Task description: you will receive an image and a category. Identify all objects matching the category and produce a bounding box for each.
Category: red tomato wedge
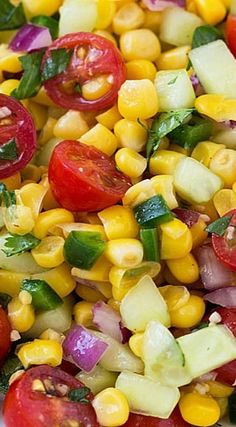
[0,94,36,178]
[43,32,126,111]
[0,307,11,365]
[212,209,236,271]
[49,140,131,212]
[124,408,190,427]
[216,359,236,386]
[3,365,99,427]
[226,15,236,57]
[214,307,236,337]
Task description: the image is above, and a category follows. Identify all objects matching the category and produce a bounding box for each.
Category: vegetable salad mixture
[1,0,236,426]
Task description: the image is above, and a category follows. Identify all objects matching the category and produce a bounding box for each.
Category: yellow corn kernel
[126,59,157,81]
[214,189,236,217]
[50,222,107,240]
[194,0,226,25]
[8,297,35,332]
[96,0,116,30]
[120,29,161,62]
[76,283,107,303]
[0,270,27,297]
[39,328,62,342]
[1,172,21,190]
[32,86,56,107]
[19,290,32,305]
[31,236,65,268]
[123,179,155,207]
[114,118,148,152]
[92,388,129,427]
[21,165,42,183]
[96,105,122,130]
[38,117,57,146]
[72,255,112,282]
[73,301,94,327]
[18,339,62,368]
[27,101,47,131]
[53,110,89,140]
[118,79,159,121]
[82,75,112,101]
[22,0,62,17]
[191,141,226,167]
[129,333,144,359]
[105,239,143,268]
[157,46,191,70]
[98,206,139,240]
[107,298,121,311]
[143,10,162,33]
[160,218,193,260]
[115,148,147,179]
[0,45,22,73]
[179,392,221,427]
[186,0,198,12]
[195,94,236,122]
[192,199,219,222]
[210,148,236,188]
[80,123,118,156]
[3,204,35,235]
[113,2,145,35]
[159,285,190,312]
[217,397,228,418]
[93,30,117,46]
[151,175,178,210]
[0,78,19,95]
[169,143,190,156]
[170,295,205,328]
[149,150,185,175]
[33,263,76,298]
[190,218,208,249]
[221,0,230,7]
[33,209,74,239]
[116,0,133,8]
[18,183,47,219]
[206,381,234,398]
[166,253,199,284]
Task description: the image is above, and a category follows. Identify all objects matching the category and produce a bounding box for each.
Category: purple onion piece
[10,24,52,52]
[173,208,200,228]
[142,0,185,11]
[93,301,131,344]
[204,287,236,308]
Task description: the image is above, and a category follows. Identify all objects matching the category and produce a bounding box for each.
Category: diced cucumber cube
[155,70,196,112]
[160,7,203,46]
[59,0,97,36]
[116,372,180,419]
[189,40,236,99]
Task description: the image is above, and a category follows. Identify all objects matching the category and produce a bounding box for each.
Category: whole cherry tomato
[0,307,11,365]
[212,209,236,271]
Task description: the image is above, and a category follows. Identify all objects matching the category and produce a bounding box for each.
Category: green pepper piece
[21,279,63,311]
[64,231,106,270]
[134,195,173,228]
[169,116,213,150]
[140,228,160,262]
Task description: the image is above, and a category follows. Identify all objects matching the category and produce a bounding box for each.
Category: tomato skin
[226,15,236,58]
[3,365,99,427]
[215,307,236,337]
[0,307,11,364]
[43,32,126,111]
[123,408,190,427]
[216,359,236,386]
[49,140,131,212]
[0,94,36,178]
[212,209,236,271]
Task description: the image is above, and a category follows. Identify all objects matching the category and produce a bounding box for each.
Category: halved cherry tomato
[0,307,11,365]
[226,15,236,58]
[216,359,236,386]
[3,365,99,427]
[214,307,236,337]
[49,140,131,212]
[0,94,36,178]
[212,209,236,271]
[43,32,126,111]
[124,408,190,427]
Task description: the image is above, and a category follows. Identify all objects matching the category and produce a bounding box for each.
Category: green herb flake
[192,25,223,49]
[205,215,232,237]
[42,48,73,82]
[0,139,18,161]
[2,233,41,257]
[167,76,178,85]
[0,183,16,208]
[195,322,209,330]
[74,83,82,94]
[0,354,23,394]
[31,15,58,39]
[0,0,26,30]
[68,387,90,403]
[12,50,45,100]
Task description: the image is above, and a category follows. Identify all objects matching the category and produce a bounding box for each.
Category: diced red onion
[195,245,235,290]
[221,120,236,129]
[196,371,218,382]
[142,0,185,11]
[173,208,200,228]
[190,74,205,96]
[93,301,131,344]
[9,24,52,53]
[204,287,236,308]
[63,325,108,373]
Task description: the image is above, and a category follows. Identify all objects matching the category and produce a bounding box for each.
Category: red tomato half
[3,365,99,427]
[124,408,190,427]
[49,140,131,212]
[214,307,236,337]
[0,94,36,178]
[43,32,126,111]
[226,15,236,57]
[212,209,236,271]
[216,359,236,386]
[0,307,11,364]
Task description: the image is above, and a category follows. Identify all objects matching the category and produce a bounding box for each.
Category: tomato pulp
[49,140,131,212]
[0,94,36,178]
[3,365,99,427]
[227,15,236,58]
[124,408,191,427]
[43,32,126,111]
[0,307,11,365]
[212,209,236,271]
